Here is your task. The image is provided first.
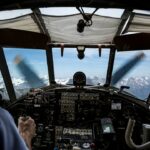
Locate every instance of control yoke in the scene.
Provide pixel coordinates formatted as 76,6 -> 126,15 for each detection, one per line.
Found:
125,118 -> 150,149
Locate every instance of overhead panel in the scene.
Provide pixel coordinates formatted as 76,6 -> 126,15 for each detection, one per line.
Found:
127,13 -> 150,33
42,14 -> 121,44
0,14 -> 40,33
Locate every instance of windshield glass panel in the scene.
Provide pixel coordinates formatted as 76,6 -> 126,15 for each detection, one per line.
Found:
40,7 -> 124,18
53,48 -> 110,85
4,48 -> 49,99
0,9 -> 31,20
113,50 -> 150,100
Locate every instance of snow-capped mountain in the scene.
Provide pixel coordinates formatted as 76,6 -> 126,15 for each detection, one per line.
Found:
56,78 -> 70,85
116,76 -> 150,99
0,76 -> 150,100
67,76 -> 105,85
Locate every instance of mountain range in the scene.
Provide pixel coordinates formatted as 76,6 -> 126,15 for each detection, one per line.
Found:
0,76 -> 150,100
116,76 -> 150,100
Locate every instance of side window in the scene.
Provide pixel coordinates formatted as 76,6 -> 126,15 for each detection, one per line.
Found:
113,50 -> 150,100
0,71 -> 9,100
3,48 -> 49,98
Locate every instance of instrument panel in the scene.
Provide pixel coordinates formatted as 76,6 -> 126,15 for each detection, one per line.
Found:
59,91 -> 101,122
5,87 -> 150,150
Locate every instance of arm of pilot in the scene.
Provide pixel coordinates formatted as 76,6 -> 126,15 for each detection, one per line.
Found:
0,107 -> 28,150
18,116 -> 36,150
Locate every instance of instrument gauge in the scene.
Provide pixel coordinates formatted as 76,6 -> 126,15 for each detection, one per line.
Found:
73,71 -> 86,87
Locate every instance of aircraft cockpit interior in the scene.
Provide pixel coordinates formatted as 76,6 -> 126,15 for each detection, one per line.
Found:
0,1 -> 150,150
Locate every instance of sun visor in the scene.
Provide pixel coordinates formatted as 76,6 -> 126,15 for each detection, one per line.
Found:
114,33 -> 150,51
115,12 -> 150,51
42,14 -> 121,45
0,28 -> 50,49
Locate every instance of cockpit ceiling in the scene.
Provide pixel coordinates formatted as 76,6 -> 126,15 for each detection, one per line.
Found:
42,14 -> 121,44
0,11 -> 150,45
0,15 -> 40,33
0,13 -> 120,44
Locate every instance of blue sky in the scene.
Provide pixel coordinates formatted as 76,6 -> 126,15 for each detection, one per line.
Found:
3,48 -> 110,79
53,48 -> 110,78
2,47 -> 150,81
3,48 -> 48,79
